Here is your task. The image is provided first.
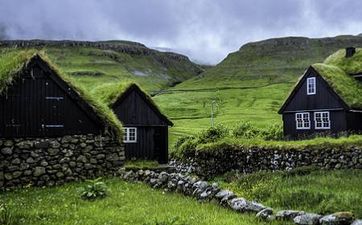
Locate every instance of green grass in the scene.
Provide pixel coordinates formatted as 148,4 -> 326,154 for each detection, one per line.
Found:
0,179 -> 278,225
215,169 -> 362,218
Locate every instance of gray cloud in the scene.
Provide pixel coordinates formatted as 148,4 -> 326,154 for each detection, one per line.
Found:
0,0 -> 361,64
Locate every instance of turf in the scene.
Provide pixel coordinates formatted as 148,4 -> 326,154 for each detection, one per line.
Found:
215,169 -> 362,218
0,179 -> 278,225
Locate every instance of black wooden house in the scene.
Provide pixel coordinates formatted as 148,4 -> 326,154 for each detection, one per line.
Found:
279,47 -> 362,138
96,83 -> 173,163
0,51 -> 122,138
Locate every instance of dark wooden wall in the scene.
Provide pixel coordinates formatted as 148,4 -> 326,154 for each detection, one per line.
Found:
0,60 -> 102,137
346,112 -> 362,132
282,111 -> 347,137
113,87 -> 169,163
282,69 -> 345,112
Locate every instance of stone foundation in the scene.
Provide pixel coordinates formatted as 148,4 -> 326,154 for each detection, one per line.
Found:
0,134 -> 124,189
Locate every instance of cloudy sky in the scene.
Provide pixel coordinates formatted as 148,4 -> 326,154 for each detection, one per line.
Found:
0,0 -> 361,64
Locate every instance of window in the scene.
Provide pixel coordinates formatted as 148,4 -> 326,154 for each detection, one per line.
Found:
307,77 -> 316,95
314,112 -> 330,129
295,112 -> 310,129
123,127 -> 137,143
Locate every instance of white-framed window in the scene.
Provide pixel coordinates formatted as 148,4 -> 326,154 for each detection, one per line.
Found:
295,112 -> 310,129
123,127 -> 137,143
314,112 -> 330,129
307,77 -> 316,95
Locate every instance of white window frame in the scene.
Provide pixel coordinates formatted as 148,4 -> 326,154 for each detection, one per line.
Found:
123,127 -> 137,143
307,77 -> 316,95
314,111 -> 331,129
295,112 -> 310,130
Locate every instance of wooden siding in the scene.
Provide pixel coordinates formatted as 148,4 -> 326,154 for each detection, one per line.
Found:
0,61 -> 102,137
124,126 -> 168,163
282,111 -> 347,137
283,69 -> 345,112
346,112 -> 362,132
113,89 -> 168,126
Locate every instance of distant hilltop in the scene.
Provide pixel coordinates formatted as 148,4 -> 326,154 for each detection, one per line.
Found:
0,39 -> 190,61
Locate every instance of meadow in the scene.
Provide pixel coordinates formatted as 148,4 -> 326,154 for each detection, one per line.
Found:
0,179 -> 278,225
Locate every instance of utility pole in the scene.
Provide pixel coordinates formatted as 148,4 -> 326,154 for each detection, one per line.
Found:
211,100 -> 216,127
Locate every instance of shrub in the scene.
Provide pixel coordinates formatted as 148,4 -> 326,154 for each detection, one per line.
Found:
198,124 -> 229,143
79,178 -> 109,200
260,123 -> 283,140
173,135 -> 195,150
232,122 -> 259,138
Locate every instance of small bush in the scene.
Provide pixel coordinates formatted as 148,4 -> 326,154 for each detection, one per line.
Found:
232,122 -> 259,138
79,178 -> 109,200
260,123 -> 283,140
173,135 -> 195,150
198,124 -> 229,143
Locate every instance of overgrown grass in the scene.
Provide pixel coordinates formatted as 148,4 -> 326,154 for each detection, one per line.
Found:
215,169 -> 362,218
0,179 -> 278,225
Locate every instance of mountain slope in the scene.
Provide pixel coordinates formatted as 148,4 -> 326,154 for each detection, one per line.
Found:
0,40 -> 203,91
153,35 -> 362,145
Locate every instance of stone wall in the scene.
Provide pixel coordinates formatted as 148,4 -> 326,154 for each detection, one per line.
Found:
175,146 -> 362,178
0,134 -> 124,189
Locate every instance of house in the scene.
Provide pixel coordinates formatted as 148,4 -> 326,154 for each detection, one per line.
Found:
0,50 -> 124,188
95,82 -> 173,163
279,47 -> 362,138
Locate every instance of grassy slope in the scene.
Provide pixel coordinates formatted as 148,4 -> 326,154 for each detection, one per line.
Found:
0,180 -> 275,225
153,35 -> 362,145
216,169 -> 362,218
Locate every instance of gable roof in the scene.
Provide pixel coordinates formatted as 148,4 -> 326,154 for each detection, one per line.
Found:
93,82 -> 173,126
279,48 -> 362,113
0,50 -> 123,140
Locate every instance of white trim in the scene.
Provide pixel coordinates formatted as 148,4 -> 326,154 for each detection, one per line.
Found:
295,112 -> 310,130
307,77 -> 316,95
123,127 -> 137,143
314,111 -> 331,129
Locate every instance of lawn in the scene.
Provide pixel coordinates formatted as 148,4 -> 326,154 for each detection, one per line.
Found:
215,169 -> 362,218
1,179 -> 278,225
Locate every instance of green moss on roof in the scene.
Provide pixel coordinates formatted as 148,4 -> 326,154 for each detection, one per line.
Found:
312,63 -> 362,109
0,50 -> 123,140
324,48 -> 362,74
93,81 -> 173,125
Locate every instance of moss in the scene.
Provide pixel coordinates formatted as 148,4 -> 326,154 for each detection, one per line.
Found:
312,63 -> 362,109
324,48 -> 362,74
0,50 -> 123,141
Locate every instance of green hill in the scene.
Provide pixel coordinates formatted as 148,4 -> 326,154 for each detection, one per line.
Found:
0,40 -> 203,92
153,35 -> 362,145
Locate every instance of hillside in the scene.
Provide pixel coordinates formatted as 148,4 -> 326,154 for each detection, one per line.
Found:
0,40 -> 203,91
153,35 -> 362,145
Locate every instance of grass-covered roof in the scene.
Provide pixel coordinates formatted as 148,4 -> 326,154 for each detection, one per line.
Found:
324,48 -> 362,74
312,63 -> 362,109
0,50 -> 123,140
93,81 -> 173,125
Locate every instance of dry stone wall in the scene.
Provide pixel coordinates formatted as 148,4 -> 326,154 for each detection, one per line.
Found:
0,134 -> 124,189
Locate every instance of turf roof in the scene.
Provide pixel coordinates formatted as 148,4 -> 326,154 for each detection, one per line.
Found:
312,63 -> 362,109
324,48 -> 362,74
0,50 -> 123,140
93,81 -> 173,125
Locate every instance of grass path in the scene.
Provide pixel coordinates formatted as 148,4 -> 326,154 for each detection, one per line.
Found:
1,179 -> 280,225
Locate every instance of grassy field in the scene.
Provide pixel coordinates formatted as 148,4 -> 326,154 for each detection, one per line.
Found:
0,179 -> 278,225
215,169 -> 362,218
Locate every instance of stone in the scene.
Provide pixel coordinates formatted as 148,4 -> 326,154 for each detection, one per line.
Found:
16,141 -> 32,149
33,167 -> 46,177
48,148 -> 59,156
245,201 -> 266,213
276,210 -> 305,220
256,208 -> 273,220
96,154 -> 105,159
0,172 -> 3,181
215,189 -> 235,200
320,212 -> 355,225
294,213 -> 322,225
26,157 -> 35,164
11,158 -> 21,164
4,173 -> 13,180
56,172 -> 64,178
35,141 -> 50,149
4,140 -> 13,147
12,171 -> 22,179
352,220 -> 362,225
1,147 -> 13,155
50,141 -> 61,148
20,162 -> 30,170
228,198 -> 249,212
77,155 -> 87,163
40,161 -> 49,167
24,170 -> 32,176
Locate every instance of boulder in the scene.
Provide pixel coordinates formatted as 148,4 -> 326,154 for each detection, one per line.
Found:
320,212 -> 355,225
33,167 -> 46,177
294,213 -> 322,225
276,210 -> 305,220
228,198 -> 249,212
245,201 -> 266,213
352,220 -> 362,225
256,208 -> 273,220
